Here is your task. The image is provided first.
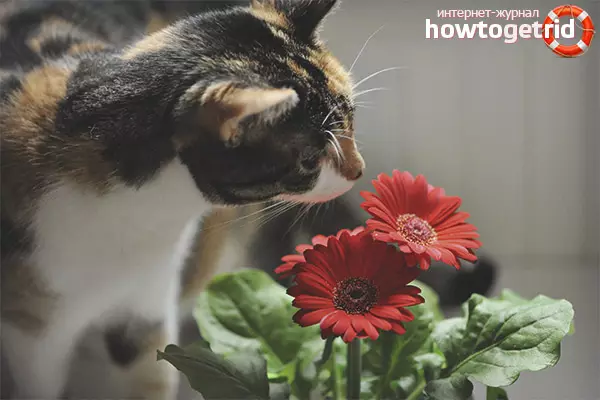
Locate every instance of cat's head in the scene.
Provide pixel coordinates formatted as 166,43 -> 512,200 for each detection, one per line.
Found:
170,0 -> 364,205
57,0 -> 363,205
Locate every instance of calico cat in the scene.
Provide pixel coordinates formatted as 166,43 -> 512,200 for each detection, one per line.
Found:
0,1 -> 364,398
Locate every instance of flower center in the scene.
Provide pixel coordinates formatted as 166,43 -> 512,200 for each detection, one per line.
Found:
396,213 -> 437,245
333,277 -> 379,314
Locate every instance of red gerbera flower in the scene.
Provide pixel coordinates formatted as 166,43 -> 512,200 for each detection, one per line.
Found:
288,231 -> 424,342
360,170 -> 481,270
274,227 -> 365,279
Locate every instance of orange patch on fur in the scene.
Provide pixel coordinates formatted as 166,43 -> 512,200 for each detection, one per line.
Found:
3,65 -> 70,137
287,59 -> 310,79
310,48 -> 352,97
121,27 -> 173,60
146,11 -> 170,34
250,2 -> 289,29
180,208 -> 240,302
67,41 -> 107,55
26,17 -> 77,53
335,130 -> 365,181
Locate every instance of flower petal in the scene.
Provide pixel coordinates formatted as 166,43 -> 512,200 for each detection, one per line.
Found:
342,326 -> 358,343
274,263 -> 295,279
390,322 -> 407,335
351,315 -> 379,340
418,254 -> 432,270
332,315 -> 351,336
295,273 -> 333,297
365,313 -> 392,330
320,310 -> 344,331
387,294 -> 422,307
292,295 -> 334,309
367,206 -> 398,227
295,244 -> 313,254
293,308 -> 335,326
311,235 -> 329,246
427,196 -> 462,226
366,219 -> 396,234
370,306 -> 404,320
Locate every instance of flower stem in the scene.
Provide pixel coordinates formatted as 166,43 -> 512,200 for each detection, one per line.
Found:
317,336 -> 336,367
347,339 -> 362,399
405,381 -> 427,400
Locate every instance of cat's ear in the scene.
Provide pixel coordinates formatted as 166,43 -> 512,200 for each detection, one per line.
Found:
184,81 -> 299,147
251,0 -> 339,39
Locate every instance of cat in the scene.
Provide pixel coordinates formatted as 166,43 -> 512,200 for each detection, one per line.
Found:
0,1 -> 365,398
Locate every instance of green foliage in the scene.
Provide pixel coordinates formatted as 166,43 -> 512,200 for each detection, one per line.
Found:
433,294 -> 574,387
194,269 -> 324,388
157,341 -> 274,399
486,386 -> 509,400
158,270 -> 574,400
424,376 -> 474,400
363,281 -> 442,399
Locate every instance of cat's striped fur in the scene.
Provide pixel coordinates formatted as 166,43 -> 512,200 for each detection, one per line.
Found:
0,1 -> 364,398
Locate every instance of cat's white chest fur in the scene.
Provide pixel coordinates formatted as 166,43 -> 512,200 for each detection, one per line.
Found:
31,159 -> 211,325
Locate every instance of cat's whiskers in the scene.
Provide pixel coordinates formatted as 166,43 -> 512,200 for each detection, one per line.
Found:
200,200 -> 283,232
327,138 -> 343,166
353,87 -> 390,99
286,203 -> 313,236
240,201 -> 289,227
321,104 -> 342,127
352,66 -> 406,90
325,131 -> 344,165
327,120 -> 346,128
254,201 -> 299,231
336,135 -> 363,146
349,25 -> 385,73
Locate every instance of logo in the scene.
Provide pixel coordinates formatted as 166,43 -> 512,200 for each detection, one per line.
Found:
427,6 -> 595,57
543,5 -> 595,57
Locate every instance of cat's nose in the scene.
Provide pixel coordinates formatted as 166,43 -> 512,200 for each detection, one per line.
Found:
333,134 -> 365,181
339,150 -> 365,182
348,169 -> 363,181
343,162 -> 364,181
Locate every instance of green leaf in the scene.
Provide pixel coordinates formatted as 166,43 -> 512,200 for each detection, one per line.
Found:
157,343 -> 270,399
433,294 -> 574,387
412,280 -> 445,322
498,290 -> 575,335
293,337 -> 329,399
497,289 -> 528,305
431,318 -> 466,369
194,269 -> 322,382
269,382 -> 291,400
486,386 -> 509,400
414,350 -> 446,382
364,281 -> 444,399
320,338 -> 346,400
424,376 -> 473,400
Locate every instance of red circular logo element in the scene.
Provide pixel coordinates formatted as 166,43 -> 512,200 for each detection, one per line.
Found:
543,5 -> 595,57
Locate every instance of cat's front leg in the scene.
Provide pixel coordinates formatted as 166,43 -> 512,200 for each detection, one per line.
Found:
121,321 -> 179,400
1,305 -> 88,399
101,273 -> 182,400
